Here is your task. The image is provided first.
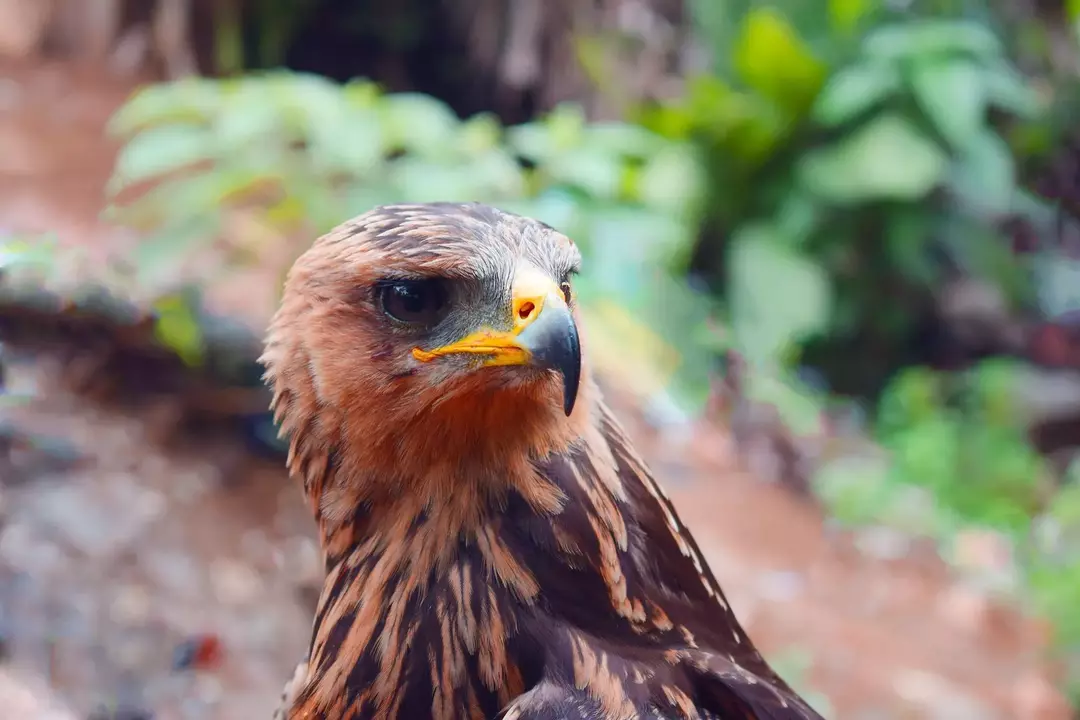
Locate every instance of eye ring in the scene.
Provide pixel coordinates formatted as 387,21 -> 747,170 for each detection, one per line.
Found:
377,279 -> 450,327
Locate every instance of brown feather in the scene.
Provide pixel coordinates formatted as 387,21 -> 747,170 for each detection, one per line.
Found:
260,202 -> 824,720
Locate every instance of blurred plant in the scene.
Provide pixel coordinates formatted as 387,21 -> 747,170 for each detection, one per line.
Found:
661,6 -> 1080,703
641,3 -> 1051,421
815,358 -> 1080,703
104,72 -> 715,407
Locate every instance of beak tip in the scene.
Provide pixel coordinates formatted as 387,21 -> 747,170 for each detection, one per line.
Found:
561,346 -> 580,417
560,319 -> 581,417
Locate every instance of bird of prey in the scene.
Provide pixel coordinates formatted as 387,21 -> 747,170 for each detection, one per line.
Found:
261,202 -> 824,720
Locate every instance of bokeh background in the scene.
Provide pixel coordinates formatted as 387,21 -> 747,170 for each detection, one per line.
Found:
0,0 -> 1079,717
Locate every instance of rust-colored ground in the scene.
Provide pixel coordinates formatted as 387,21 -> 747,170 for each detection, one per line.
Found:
0,58 -> 1072,720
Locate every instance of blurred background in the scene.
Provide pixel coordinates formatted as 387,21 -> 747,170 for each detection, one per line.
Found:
0,0 -> 1079,717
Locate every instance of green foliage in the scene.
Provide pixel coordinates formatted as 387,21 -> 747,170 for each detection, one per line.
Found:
105,73 -> 716,408
876,362 -> 1048,533
152,292 -> 206,367
817,359 -> 1080,702
651,5 -> 1049,407
673,4 -> 1074,702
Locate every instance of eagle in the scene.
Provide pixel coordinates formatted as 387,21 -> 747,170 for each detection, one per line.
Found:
260,202 -> 824,720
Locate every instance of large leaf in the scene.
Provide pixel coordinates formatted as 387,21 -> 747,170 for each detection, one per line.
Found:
798,113 -> 947,203
213,89 -> 286,150
910,57 -> 986,152
507,121 -> 557,163
107,78 -> 221,136
636,144 -> 706,215
389,158 -> 485,203
506,106 -> 588,165
982,62 -> 1043,119
828,0 -> 872,33
862,20 -> 1003,62
467,149 -> 528,199
947,128 -> 1016,218
728,223 -> 831,365
733,7 -> 827,116
812,61 -> 901,126
583,123 -> 668,158
274,72 -> 352,138
108,125 -> 217,194
380,93 -> 461,160
458,114 -> 503,158
546,147 -> 625,200
306,105 -> 385,176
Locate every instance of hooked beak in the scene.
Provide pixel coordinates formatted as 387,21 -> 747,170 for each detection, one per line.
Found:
411,266 -> 582,415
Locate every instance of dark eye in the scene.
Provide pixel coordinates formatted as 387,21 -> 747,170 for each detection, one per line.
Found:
378,279 -> 450,326
559,279 -> 573,304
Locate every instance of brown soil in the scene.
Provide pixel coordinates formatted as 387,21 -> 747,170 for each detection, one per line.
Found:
0,57 -> 1073,720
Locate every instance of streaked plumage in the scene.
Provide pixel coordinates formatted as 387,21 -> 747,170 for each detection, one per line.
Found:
261,202 -> 823,720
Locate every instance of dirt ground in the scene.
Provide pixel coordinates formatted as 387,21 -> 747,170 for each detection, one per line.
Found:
0,57 -> 1074,720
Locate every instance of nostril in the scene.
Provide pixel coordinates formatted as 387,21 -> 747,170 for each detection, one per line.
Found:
518,301 -> 535,320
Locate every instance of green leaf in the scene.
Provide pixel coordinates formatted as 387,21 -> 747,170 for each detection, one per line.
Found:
910,58 -> 986,152
828,0 -> 872,33
506,106 -> 587,166
467,149 -> 527,199
947,128 -> 1015,218
728,223 -> 831,365
798,113 -> 947,203
458,113 -> 504,157
733,7 -> 827,115
1033,254 -> 1080,318
814,453 -> 897,526
812,62 -> 901,126
153,293 -> 205,366
583,123 -> 668,158
341,78 -> 382,109
636,144 -> 705,215
774,190 -> 820,242
877,367 -> 943,435
212,91 -> 284,149
507,121 -> 557,163
307,105 -> 384,176
546,104 -> 588,150
862,20 -> 1003,62
107,79 -> 220,136
982,62 -> 1042,119
108,125 -> 216,194
546,148 -> 625,200
389,158 -> 487,203
380,93 -> 461,160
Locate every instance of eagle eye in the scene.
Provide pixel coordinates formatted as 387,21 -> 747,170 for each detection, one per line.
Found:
378,279 -> 450,327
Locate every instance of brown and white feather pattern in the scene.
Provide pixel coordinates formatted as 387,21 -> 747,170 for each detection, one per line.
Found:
273,399 -> 819,719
